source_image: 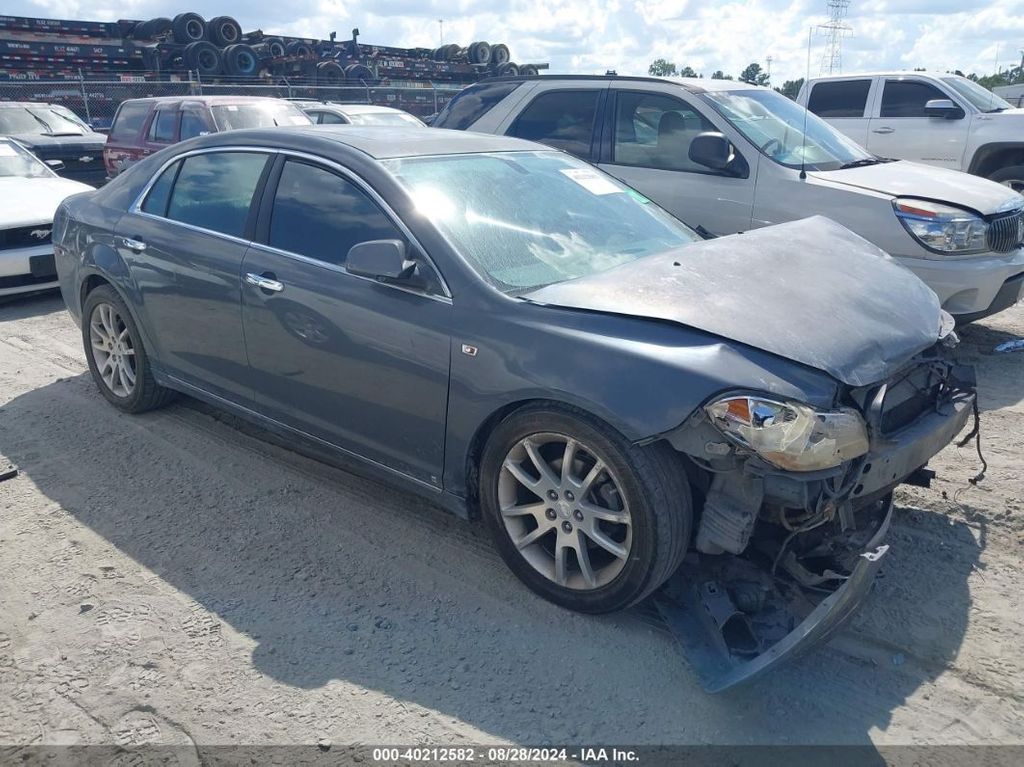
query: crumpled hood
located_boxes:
[810,160,1020,216]
[0,176,94,227]
[524,217,942,387]
[11,132,106,152]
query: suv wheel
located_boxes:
[480,404,692,613]
[989,165,1024,195]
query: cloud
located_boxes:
[4,0,1023,82]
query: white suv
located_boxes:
[436,75,1024,321]
[798,72,1024,192]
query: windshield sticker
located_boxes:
[560,168,622,195]
[626,188,651,204]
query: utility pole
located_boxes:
[818,0,852,75]
[438,19,444,45]
[765,55,773,85]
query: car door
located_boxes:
[867,78,970,168]
[116,149,274,403]
[597,84,755,234]
[804,78,874,148]
[240,155,452,486]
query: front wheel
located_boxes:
[480,405,692,614]
[988,164,1024,195]
[82,285,174,413]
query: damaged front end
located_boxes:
[658,336,977,692]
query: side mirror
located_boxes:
[924,99,964,120]
[346,239,416,282]
[689,132,735,171]
[44,159,66,172]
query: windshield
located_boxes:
[347,111,425,127]
[0,139,55,178]
[210,102,312,131]
[940,76,1012,113]
[705,88,874,171]
[0,106,87,136]
[385,151,700,294]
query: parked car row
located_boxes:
[434,74,1024,322]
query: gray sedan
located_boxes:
[52,127,976,687]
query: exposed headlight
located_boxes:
[893,198,987,255]
[705,395,869,472]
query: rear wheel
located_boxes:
[480,405,692,614]
[989,165,1024,195]
[82,286,174,414]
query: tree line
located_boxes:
[647,59,805,99]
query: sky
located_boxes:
[7,0,1024,84]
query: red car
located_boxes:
[103,95,311,180]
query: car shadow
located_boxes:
[0,374,984,747]
[956,316,1024,414]
[0,289,63,317]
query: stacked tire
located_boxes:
[130,13,256,78]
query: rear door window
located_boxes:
[807,80,872,117]
[110,102,151,141]
[164,152,269,237]
[140,161,180,217]
[147,110,177,143]
[880,80,948,117]
[509,90,600,159]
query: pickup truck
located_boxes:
[797,72,1024,192]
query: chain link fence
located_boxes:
[0,73,465,129]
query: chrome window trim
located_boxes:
[127,144,453,300]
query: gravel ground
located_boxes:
[1,292,1022,751]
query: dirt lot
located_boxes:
[1,292,1022,751]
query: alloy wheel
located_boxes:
[999,178,1024,195]
[89,303,137,397]
[498,433,632,590]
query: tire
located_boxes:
[172,12,206,44]
[495,62,519,77]
[468,41,491,64]
[133,17,171,40]
[443,43,461,60]
[430,47,443,61]
[82,285,174,414]
[317,60,345,84]
[223,44,260,77]
[480,404,692,614]
[490,43,510,65]
[208,15,242,47]
[184,41,221,76]
[286,41,314,57]
[520,64,539,77]
[988,165,1024,195]
[263,36,286,58]
[344,63,373,81]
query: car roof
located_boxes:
[475,74,768,94]
[190,125,541,160]
[120,95,293,107]
[807,71,954,81]
[0,101,61,108]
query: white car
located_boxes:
[298,102,426,127]
[437,75,1024,321]
[798,72,1024,192]
[0,138,93,298]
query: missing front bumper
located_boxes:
[655,498,893,693]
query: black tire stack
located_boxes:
[130,12,258,78]
[427,40,536,77]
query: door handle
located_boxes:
[245,272,284,293]
[871,127,895,134]
[120,236,146,252]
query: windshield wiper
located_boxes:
[838,158,884,170]
[984,107,1007,113]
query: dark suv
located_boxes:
[0,102,107,187]
[103,96,311,179]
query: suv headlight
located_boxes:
[893,198,987,255]
[705,395,869,472]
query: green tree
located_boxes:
[775,77,804,100]
[648,58,678,77]
[679,66,698,78]
[739,62,769,86]
[710,70,732,80]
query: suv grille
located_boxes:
[0,225,52,251]
[987,209,1024,253]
